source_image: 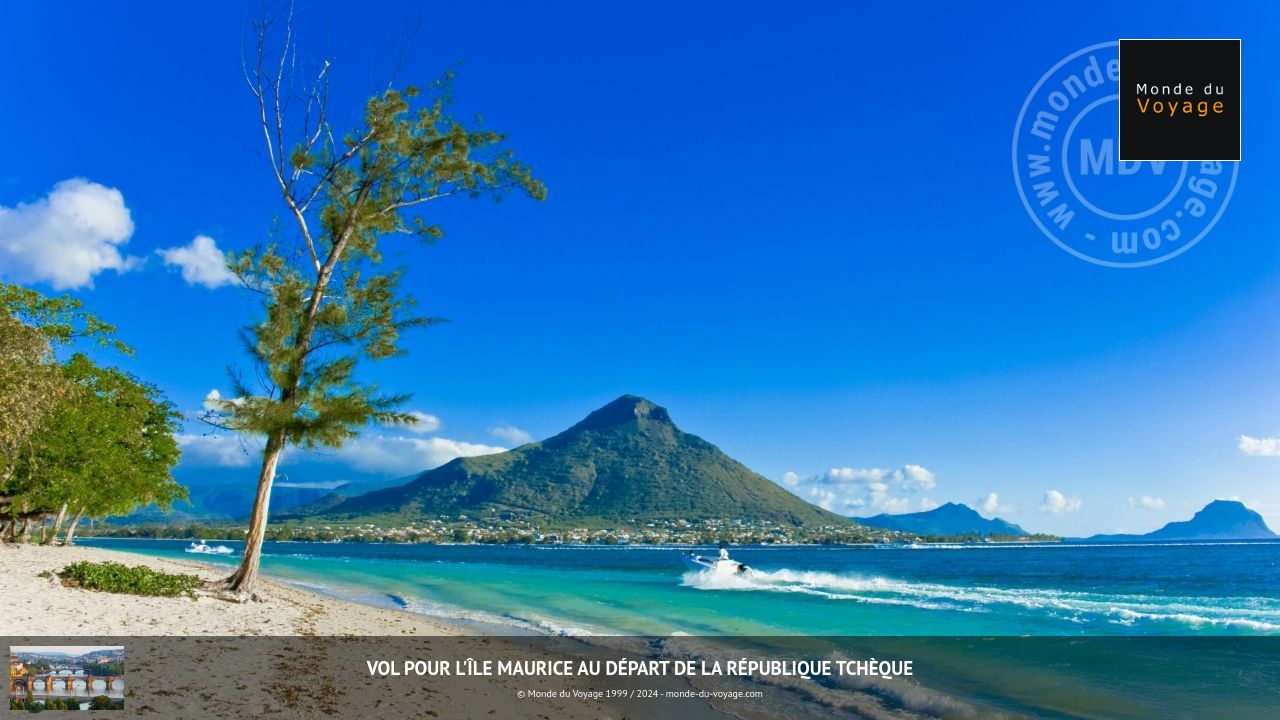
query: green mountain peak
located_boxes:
[567,394,672,431]
[306,395,847,528]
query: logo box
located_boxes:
[1119,39,1240,161]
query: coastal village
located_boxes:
[87,513,1058,546]
[91,515,893,545]
[271,516,901,545]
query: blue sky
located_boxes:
[2,1,1278,535]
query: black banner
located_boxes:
[6,636,1278,719]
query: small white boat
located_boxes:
[185,539,234,555]
[684,548,752,576]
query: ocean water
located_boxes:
[72,539,1280,717]
[80,539,1280,637]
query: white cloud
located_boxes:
[404,411,442,434]
[177,428,504,476]
[201,388,245,412]
[902,464,936,490]
[978,492,1011,515]
[324,435,506,475]
[782,464,938,515]
[0,178,138,289]
[819,465,936,491]
[1039,490,1082,514]
[202,389,224,412]
[1239,435,1280,457]
[157,234,235,288]
[176,433,263,468]
[1128,495,1167,510]
[488,425,534,445]
[275,480,345,490]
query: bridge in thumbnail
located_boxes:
[8,649,125,701]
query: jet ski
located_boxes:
[684,548,752,576]
[185,539,234,555]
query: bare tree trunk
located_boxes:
[63,508,86,546]
[19,517,32,543]
[43,503,68,545]
[224,430,286,597]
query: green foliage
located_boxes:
[0,282,131,355]
[86,522,233,540]
[0,309,68,481]
[322,395,850,528]
[0,283,181,540]
[208,17,546,590]
[4,353,184,528]
[59,560,200,598]
[89,696,121,710]
[82,659,123,676]
[209,74,544,452]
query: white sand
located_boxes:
[0,543,729,718]
[0,543,462,636]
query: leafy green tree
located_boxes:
[14,355,186,544]
[0,313,63,511]
[0,283,182,543]
[0,283,129,354]
[0,282,124,540]
[202,12,543,596]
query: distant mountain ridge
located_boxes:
[1085,500,1277,542]
[303,395,851,527]
[118,474,411,523]
[856,502,1029,537]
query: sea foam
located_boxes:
[682,567,1280,633]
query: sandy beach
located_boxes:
[0,542,1044,720]
[1,543,666,718]
[0,543,462,637]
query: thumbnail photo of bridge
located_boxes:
[8,646,124,711]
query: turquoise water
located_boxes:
[81,539,1280,636]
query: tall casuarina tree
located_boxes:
[204,7,544,598]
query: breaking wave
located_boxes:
[682,568,1280,633]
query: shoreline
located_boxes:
[0,541,961,719]
[1,544,735,718]
[77,533,1069,547]
[7,541,1276,718]
[63,536,1280,637]
[0,543,468,636]
[73,534,1280,550]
